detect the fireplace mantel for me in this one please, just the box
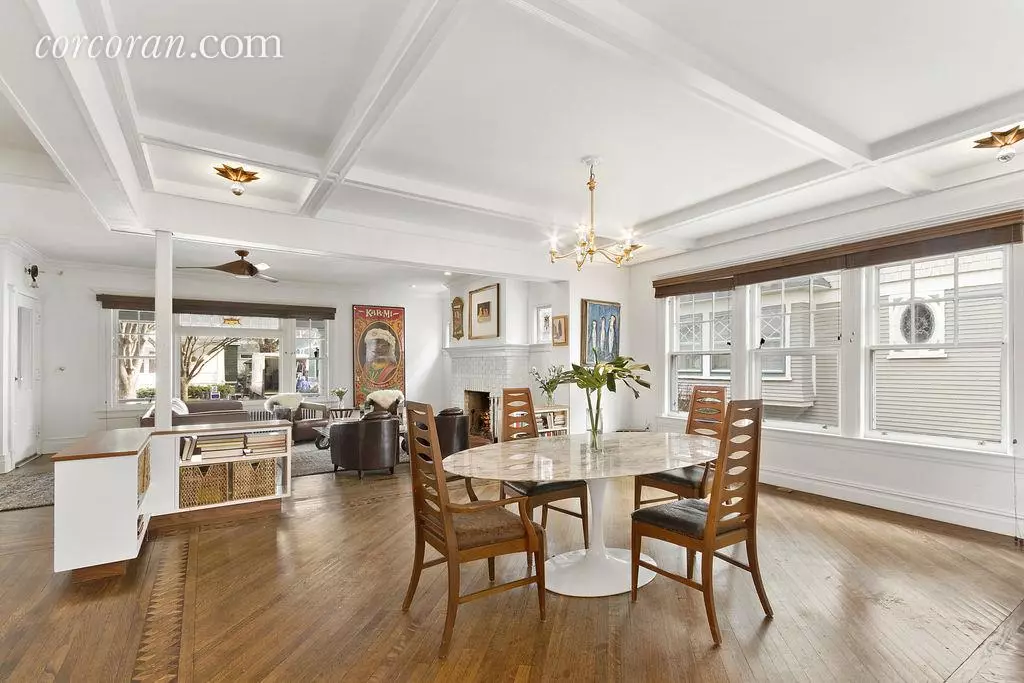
[444,344,530,359]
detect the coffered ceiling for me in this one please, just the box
[2,0,1024,276]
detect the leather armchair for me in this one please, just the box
[434,408,477,501]
[330,411,399,478]
[271,401,328,443]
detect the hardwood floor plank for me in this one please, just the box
[1,471,1023,682]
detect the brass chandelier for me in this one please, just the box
[549,157,641,271]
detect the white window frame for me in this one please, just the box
[864,247,1010,451]
[666,293,733,414]
[752,273,843,433]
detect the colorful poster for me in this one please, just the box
[352,305,406,406]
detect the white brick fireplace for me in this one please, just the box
[445,344,531,439]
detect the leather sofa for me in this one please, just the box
[268,400,329,443]
[139,399,249,427]
[329,411,399,478]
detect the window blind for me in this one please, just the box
[653,210,1024,298]
[95,294,336,321]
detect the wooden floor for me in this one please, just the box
[1,468,1022,682]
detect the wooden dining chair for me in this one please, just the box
[402,401,546,658]
[634,385,726,509]
[630,399,772,646]
[499,388,589,549]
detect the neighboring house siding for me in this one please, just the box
[873,284,1003,442]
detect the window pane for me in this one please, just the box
[758,272,840,349]
[180,336,280,399]
[956,297,1004,344]
[295,319,326,394]
[178,314,280,329]
[115,314,156,400]
[871,347,1002,443]
[712,311,731,352]
[674,373,730,414]
[676,314,701,352]
[762,353,839,429]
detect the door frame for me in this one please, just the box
[5,286,41,471]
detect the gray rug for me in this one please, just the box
[290,442,409,478]
[0,467,54,512]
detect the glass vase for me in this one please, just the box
[586,405,604,448]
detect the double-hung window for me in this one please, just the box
[667,291,732,412]
[295,319,327,395]
[755,272,842,430]
[868,247,1008,446]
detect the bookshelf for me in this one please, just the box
[535,404,569,437]
[52,420,292,580]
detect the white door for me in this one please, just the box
[10,293,41,465]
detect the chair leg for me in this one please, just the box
[630,525,641,602]
[686,549,696,580]
[464,478,479,502]
[746,531,773,618]
[402,528,425,611]
[499,483,506,500]
[535,527,546,621]
[701,551,722,646]
[358,470,364,480]
[333,464,339,472]
[541,504,549,527]
[439,559,460,659]
[580,489,590,549]
[487,557,495,582]
[634,479,642,509]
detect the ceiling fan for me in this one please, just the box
[176,249,278,283]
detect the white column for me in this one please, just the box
[154,231,173,429]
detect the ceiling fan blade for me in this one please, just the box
[254,262,270,271]
[254,272,279,283]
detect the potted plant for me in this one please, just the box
[558,353,650,446]
[530,364,564,405]
[331,387,348,406]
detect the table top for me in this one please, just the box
[442,431,719,482]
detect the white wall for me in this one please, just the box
[526,280,570,407]
[39,262,447,452]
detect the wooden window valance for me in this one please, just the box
[95,294,336,321]
[652,210,1024,298]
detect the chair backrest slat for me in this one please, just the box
[685,385,727,439]
[705,399,763,538]
[501,388,538,442]
[405,401,454,546]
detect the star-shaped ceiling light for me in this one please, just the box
[213,164,260,196]
[973,125,1024,163]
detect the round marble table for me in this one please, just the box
[442,431,719,597]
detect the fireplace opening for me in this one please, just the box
[464,390,495,443]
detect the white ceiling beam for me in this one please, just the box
[343,167,552,229]
[510,0,932,196]
[300,0,472,217]
[137,117,321,179]
[76,0,153,190]
[870,90,1024,162]
[1,0,143,232]
[637,160,845,236]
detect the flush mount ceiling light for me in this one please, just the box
[213,163,260,196]
[549,156,641,271]
[973,125,1024,163]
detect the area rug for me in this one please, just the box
[290,442,409,478]
[0,467,54,512]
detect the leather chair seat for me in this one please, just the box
[631,499,709,539]
[453,507,544,550]
[643,465,705,489]
[504,479,587,496]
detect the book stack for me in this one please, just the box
[246,431,288,456]
[552,413,567,428]
[179,433,247,463]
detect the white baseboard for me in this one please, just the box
[42,435,86,455]
[761,466,1018,537]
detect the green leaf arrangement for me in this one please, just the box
[557,353,651,436]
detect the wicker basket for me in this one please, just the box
[230,459,277,500]
[179,463,229,508]
[137,445,151,497]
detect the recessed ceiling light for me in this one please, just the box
[410,284,417,288]
[444,271,452,276]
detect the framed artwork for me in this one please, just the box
[536,305,552,344]
[451,296,465,341]
[352,305,406,406]
[580,299,621,365]
[468,283,500,339]
[551,314,569,347]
